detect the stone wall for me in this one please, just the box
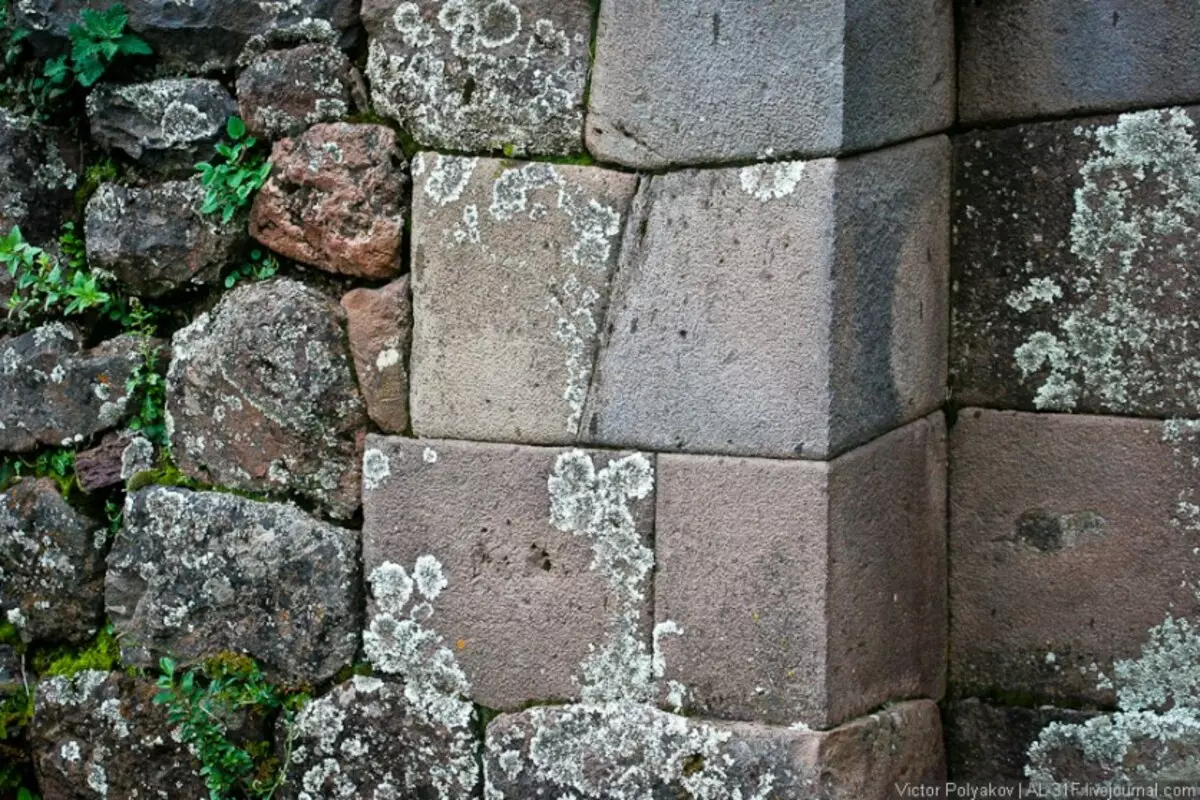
[0,1,1195,798]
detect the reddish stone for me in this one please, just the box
[341,277,412,434]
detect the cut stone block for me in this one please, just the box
[952,107,1200,417]
[363,0,591,156]
[587,0,953,169]
[949,409,1200,707]
[959,2,1200,124]
[361,435,654,711]
[945,698,1097,784]
[484,699,945,799]
[585,136,949,460]
[409,154,639,445]
[655,413,946,730]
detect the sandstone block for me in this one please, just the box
[409,154,638,444]
[952,108,1200,417]
[361,435,654,710]
[363,0,591,155]
[655,413,946,730]
[586,136,949,460]
[587,0,952,169]
[341,276,412,434]
[237,43,357,140]
[959,2,1200,124]
[0,109,76,245]
[945,698,1097,784]
[950,409,1200,706]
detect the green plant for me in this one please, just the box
[122,299,167,445]
[75,158,119,210]
[66,5,151,88]
[33,622,120,677]
[0,448,76,494]
[1,225,115,322]
[154,654,307,800]
[196,117,272,224]
[224,248,278,289]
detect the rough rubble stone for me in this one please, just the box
[484,699,946,799]
[0,644,19,696]
[1,478,104,644]
[166,278,367,518]
[85,179,245,297]
[959,2,1200,124]
[250,123,408,279]
[361,435,654,710]
[945,698,1096,785]
[586,0,953,169]
[585,136,949,460]
[278,675,480,800]
[0,109,77,245]
[107,487,360,683]
[237,43,357,140]
[952,107,1200,417]
[341,277,412,434]
[86,78,237,175]
[74,433,154,493]
[363,0,591,156]
[15,0,359,73]
[656,413,946,730]
[409,154,638,445]
[31,670,206,800]
[0,324,141,453]
[950,409,1200,707]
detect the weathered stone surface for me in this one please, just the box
[0,644,20,696]
[484,699,946,799]
[362,436,655,710]
[16,0,359,73]
[86,78,236,175]
[959,2,1200,124]
[341,277,412,434]
[237,43,357,140]
[950,409,1200,706]
[74,433,154,493]
[587,0,953,169]
[409,155,639,445]
[31,670,206,800]
[0,109,76,244]
[250,124,407,279]
[167,278,367,518]
[952,108,1200,417]
[945,698,1096,784]
[278,675,480,800]
[586,136,949,460]
[363,0,591,156]
[656,413,946,730]
[0,324,141,453]
[85,179,245,297]
[107,487,360,682]
[1,479,104,644]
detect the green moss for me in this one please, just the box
[73,157,118,211]
[0,622,20,647]
[125,457,273,504]
[33,621,120,677]
[332,660,374,685]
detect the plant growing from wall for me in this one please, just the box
[1,225,115,322]
[223,248,278,289]
[196,117,272,224]
[0,448,75,494]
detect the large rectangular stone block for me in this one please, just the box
[585,136,949,460]
[959,1,1200,124]
[945,698,1096,785]
[654,413,946,730]
[409,154,638,445]
[950,409,1200,706]
[586,0,952,169]
[952,108,1200,417]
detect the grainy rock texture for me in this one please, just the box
[0,324,141,452]
[655,413,946,730]
[250,123,408,279]
[341,277,412,433]
[73,433,154,492]
[166,278,367,518]
[361,435,654,710]
[484,699,946,799]
[363,0,591,155]
[236,43,357,140]
[945,698,1097,784]
[409,155,638,444]
[952,107,1200,416]
[0,109,76,244]
[30,670,206,800]
[585,137,949,460]
[84,179,245,297]
[106,487,360,682]
[1,478,104,644]
[950,409,1200,707]
[587,0,953,168]
[15,0,359,73]
[87,78,237,174]
[959,2,1200,124]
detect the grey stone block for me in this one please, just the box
[945,698,1096,784]
[587,0,953,169]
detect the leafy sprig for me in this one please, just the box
[196,117,272,225]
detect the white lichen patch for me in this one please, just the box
[363,448,392,491]
[738,161,807,202]
[422,154,477,207]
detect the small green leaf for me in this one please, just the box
[226,116,246,140]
